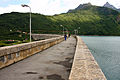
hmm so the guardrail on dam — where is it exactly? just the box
[0,36,64,69]
[69,36,107,80]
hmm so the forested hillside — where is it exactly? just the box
[0,4,120,41]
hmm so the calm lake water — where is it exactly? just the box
[81,36,120,80]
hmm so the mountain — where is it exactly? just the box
[103,2,120,12]
[0,12,58,40]
[117,9,120,12]
[75,3,92,10]
[0,3,120,41]
[103,2,117,10]
[68,3,92,12]
[68,2,120,13]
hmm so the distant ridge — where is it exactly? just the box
[68,3,92,13]
[75,2,92,10]
[103,2,117,10]
[103,2,120,12]
[68,2,120,13]
[116,8,120,12]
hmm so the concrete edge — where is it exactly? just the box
[69,36,107,80]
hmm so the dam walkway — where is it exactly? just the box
[0,37,76,80]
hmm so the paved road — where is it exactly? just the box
[0,37,76,80]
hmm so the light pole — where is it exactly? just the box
[60,25,64,35]
[21,4,32,42]
[74,29,77,35]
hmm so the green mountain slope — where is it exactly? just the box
[0,12,60,40]
[0,4,120,41]
[53,4,120,35]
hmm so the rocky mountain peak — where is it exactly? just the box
[68,3,92,13]
[103,2,117,10]
[75,3,92,10]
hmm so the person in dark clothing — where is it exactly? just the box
[64,34,67,40]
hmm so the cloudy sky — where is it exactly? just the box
[0,0,120,15]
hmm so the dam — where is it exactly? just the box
[0,36,106,80]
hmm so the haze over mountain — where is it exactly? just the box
[116,9,120,12]
[0,3,120,41]
[68,3,92,13]
[103,2,120,12]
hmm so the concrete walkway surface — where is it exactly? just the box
[0,37,76,80]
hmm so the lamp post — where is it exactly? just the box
[74,29,77,35]
[21,4,32,42]
[60,25,64,35]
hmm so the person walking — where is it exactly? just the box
[64,34,67,41]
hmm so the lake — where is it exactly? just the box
[81,36,120,80]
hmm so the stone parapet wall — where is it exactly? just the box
[32,34,61,40]
[0,36,64,69]
[69,36,107,80]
